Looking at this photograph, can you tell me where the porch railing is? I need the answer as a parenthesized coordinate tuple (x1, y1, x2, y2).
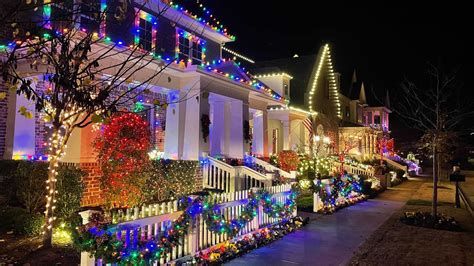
(246, 155, 296, 180)
(80, 184, 294, 266)
(202, 156, 272, 192)
(331, 161, 375, 177)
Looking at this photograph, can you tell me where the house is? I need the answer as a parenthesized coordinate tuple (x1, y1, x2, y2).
(0, 1, 390, 204)
(253, 44, 392, 160)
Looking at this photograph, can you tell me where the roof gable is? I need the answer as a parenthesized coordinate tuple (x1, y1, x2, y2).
(305, 44, 341, 118)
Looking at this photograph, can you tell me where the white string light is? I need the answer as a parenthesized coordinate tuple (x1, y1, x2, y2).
(222, 47, 255, 64)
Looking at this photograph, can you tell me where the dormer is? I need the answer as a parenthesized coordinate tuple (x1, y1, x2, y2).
(254, 73, 293, 100)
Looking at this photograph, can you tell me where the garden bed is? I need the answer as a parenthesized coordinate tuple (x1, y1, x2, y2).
(400, 211, 462, 231)
(192, 216, 309, 265)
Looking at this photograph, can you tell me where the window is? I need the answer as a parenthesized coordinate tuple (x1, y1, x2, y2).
(272, 129, 279, 154)
(178, 35, 190, 62)
(50, 1, 74, 31)
(284, 83, 289, 97)
(79, 0, 101, 32)
(374, 115, 381, 125)
(191, 41, 203, 65)
(177, 30, 205, 65)
(139, 18, 153, 51)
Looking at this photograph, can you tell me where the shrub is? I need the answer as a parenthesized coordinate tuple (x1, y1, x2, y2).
(0, 160, 21, 205)
(14, 161, 48, 213)
(56, 165, 86, 220)
(0, 206, 44, 236)
(15, 213, 45, 236)
(278, 150, 299, 172)
(144, 160, 199, 202)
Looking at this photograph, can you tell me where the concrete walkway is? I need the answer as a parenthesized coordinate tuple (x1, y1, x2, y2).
(226, 179, 423, 266)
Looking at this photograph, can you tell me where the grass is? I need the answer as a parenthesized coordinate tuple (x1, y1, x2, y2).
(297, 194, 313, 212)
(406, 199, 453, 207)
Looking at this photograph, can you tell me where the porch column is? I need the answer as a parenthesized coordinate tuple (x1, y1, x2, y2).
(164, 90, 186, 159)
(209, 100, 226, 156)
(182, 89, 210, 160)
(282, 119, 290, 150)
(252, 110, 268, 157)
(228, 100, 244, 159)
(364, 134, 369, 158)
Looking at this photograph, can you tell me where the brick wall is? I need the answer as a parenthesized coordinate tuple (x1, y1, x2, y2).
(34, 81, 47, 155)
(79, 162, 104, 207)
(0, 83, 9, 158)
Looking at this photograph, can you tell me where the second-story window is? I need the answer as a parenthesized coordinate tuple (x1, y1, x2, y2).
(178, 34, 191, 62)
(139, 18, 153, 51)
(134, 10, 157, 52)
(177, 29, 206, 65)
(79, 0, 101, 32)
(192, 41, 203, 65)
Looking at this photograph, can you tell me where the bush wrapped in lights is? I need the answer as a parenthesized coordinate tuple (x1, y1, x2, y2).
(313, 174, 367, 214)
(277, 150, 299, 172)
(93, 113, 151, 208)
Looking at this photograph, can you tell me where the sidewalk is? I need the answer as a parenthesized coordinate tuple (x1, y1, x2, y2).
(226, 180, 423, 266)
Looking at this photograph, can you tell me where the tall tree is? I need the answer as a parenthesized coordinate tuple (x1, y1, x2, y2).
(0, 0, 178, 246)
(395, 65, 474, 216)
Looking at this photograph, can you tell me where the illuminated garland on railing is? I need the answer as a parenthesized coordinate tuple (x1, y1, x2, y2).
(74, 188, 298, 265)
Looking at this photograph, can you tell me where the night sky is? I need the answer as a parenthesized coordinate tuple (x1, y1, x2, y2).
(190, 1, 473, 144)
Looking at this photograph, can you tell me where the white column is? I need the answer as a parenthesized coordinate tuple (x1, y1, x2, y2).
(182, 90, 209, 160)
(372, 135, 376, 155)
(282, 119, 290, 150)
(164, 90, 185, 159)
(252, 110, 268, 157)
(364, 134, 369, 158)
(228, 100, 244, 159)
(209, 101, 226, 156)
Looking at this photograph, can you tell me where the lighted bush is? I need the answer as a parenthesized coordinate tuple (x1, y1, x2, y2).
(144, 160, 199, 202)
(94, 113, 152, 208)
(278, 150, 299, 172)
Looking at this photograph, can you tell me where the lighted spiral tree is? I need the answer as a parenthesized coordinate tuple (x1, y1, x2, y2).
(94, 113, 152, 208)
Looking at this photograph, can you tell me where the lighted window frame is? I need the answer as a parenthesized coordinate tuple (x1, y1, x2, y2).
(176, 29, 206, 65)
(134, 10, 157, 52)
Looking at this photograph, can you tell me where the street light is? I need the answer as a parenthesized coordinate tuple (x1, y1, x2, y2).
(323, 136, 330, 144)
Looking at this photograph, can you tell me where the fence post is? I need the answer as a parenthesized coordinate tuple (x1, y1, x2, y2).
(79, 210, 99, 266)
(313, 192, 322, 213)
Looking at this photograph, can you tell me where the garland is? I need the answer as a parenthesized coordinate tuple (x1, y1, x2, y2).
(203, 189, 297, 235)
(313, 174, 366, 214)
(193, 216, 309, 265)
(74, 188, 298, 265)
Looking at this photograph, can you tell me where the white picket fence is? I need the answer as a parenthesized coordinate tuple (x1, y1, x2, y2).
(79, 184, 294, 266)
(202, 156, 272, 192)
